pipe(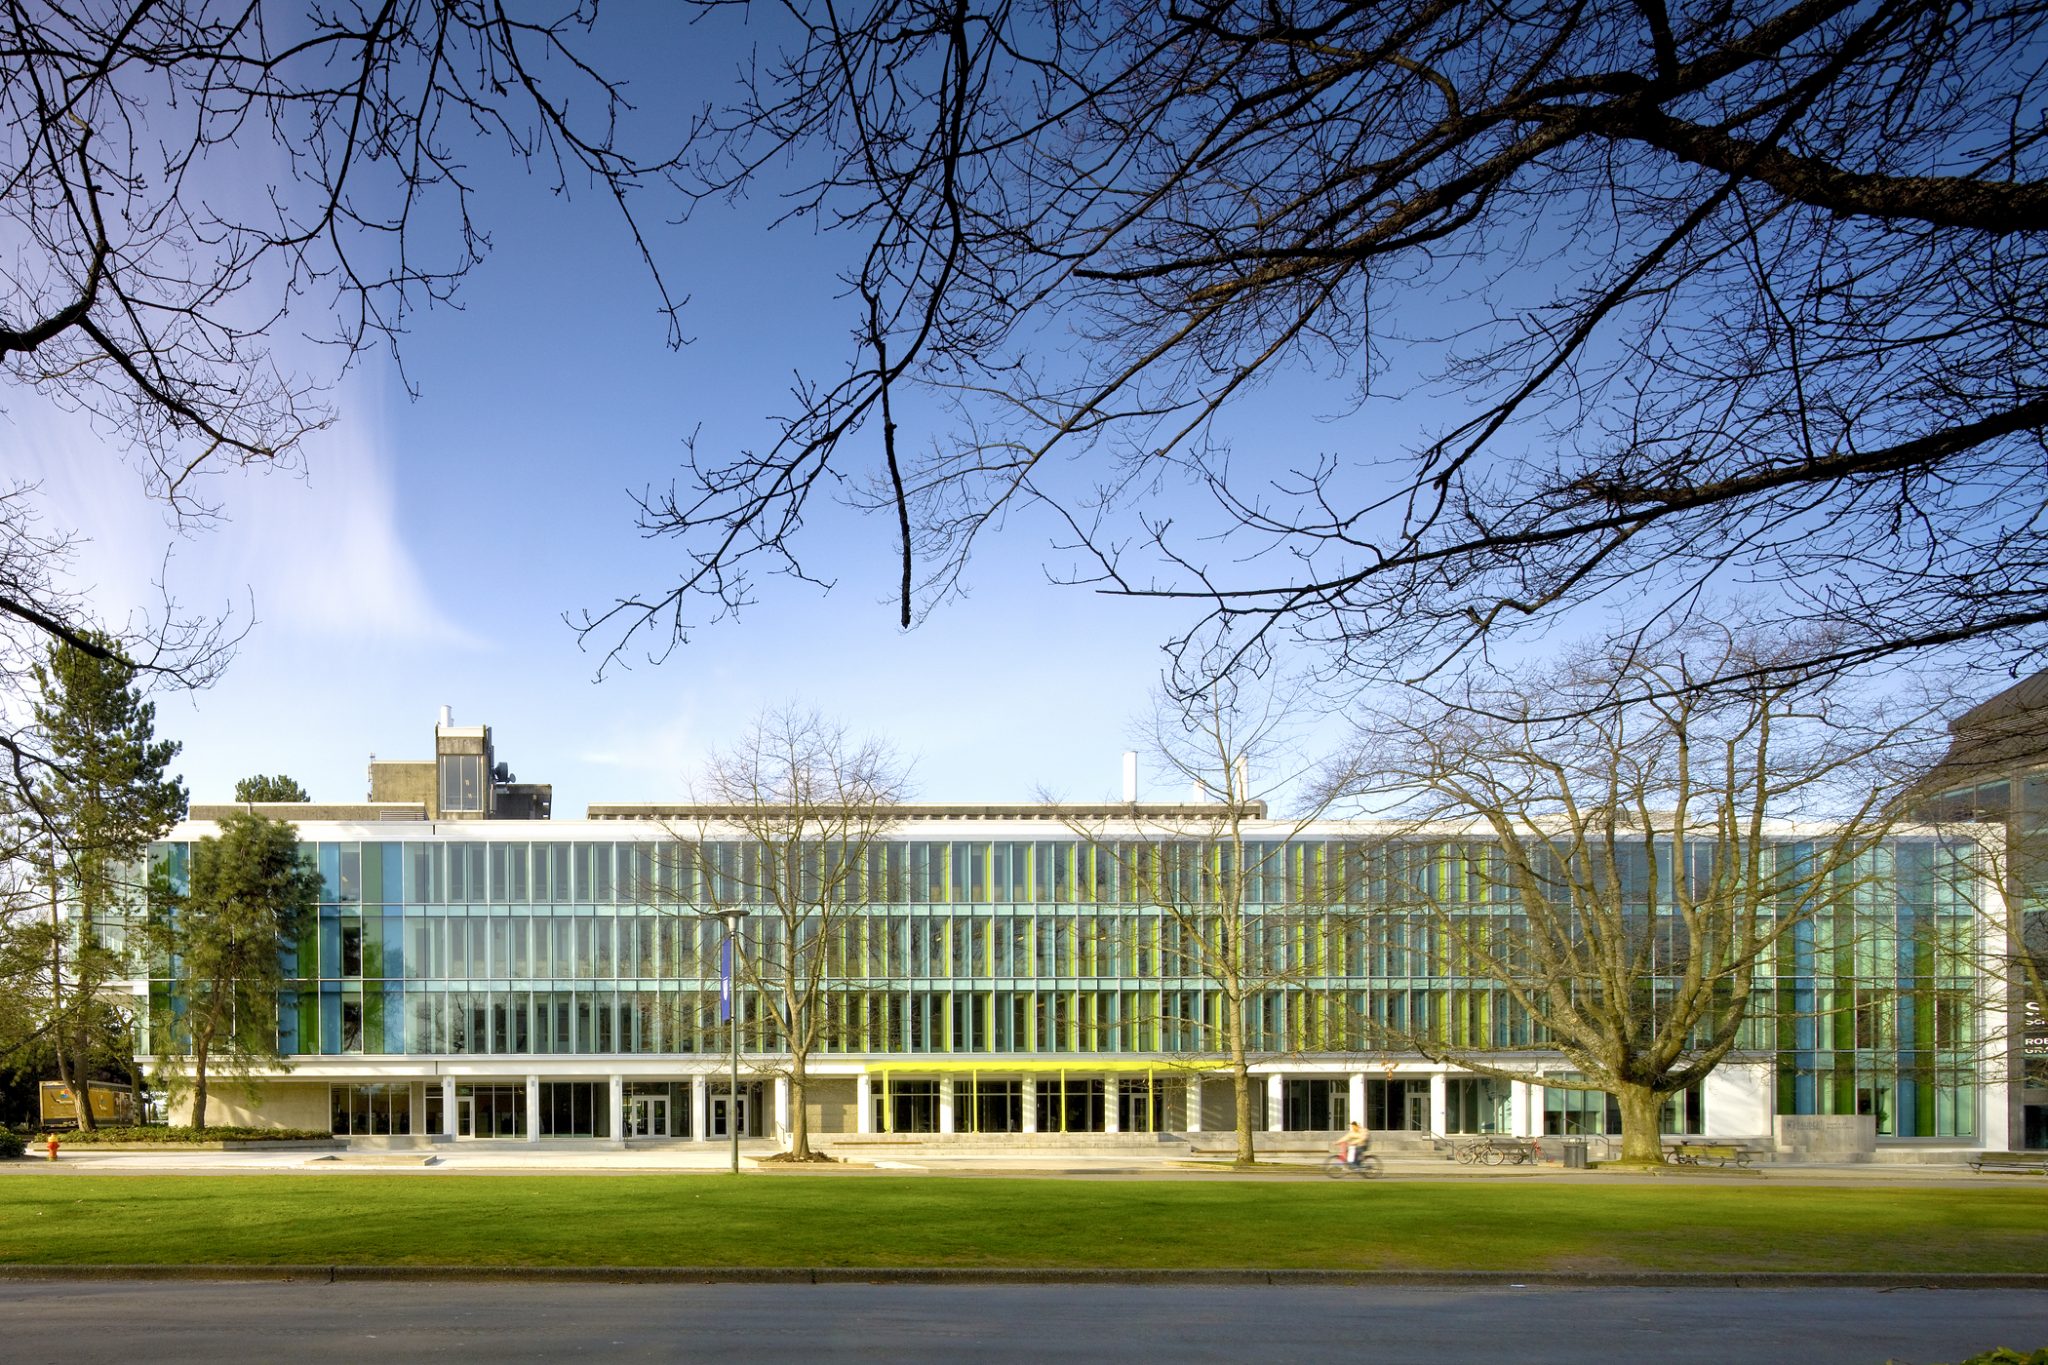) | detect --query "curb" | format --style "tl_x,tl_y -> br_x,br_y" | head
2,1265 -> 2046,1289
